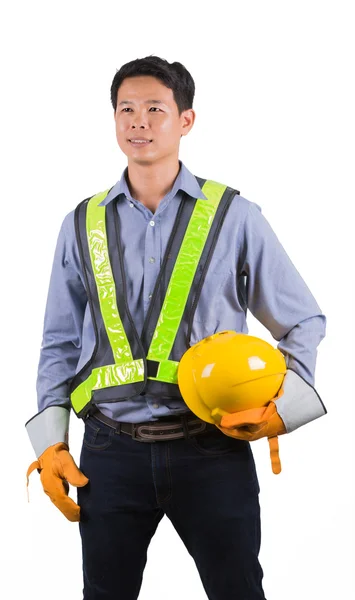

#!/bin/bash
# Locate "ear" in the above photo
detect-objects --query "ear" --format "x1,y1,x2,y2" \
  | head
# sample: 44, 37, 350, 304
181, 109, 196, 137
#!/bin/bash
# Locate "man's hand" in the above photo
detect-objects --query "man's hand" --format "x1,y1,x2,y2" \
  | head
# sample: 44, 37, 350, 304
214, 399, 286, 474
216, 401, 286, 442
27, 442, 89, 521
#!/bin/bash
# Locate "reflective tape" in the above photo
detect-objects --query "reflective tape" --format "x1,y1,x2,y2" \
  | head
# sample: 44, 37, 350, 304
147, 180, 227, 381
86, 190, 134, 365
71, 359, 145, 413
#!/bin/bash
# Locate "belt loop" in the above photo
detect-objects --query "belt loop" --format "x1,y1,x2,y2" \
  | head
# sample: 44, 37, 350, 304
131, 423, 137, 440
85, 405, 95, 420
180, 415, 190, 439
115, 422, 121, 435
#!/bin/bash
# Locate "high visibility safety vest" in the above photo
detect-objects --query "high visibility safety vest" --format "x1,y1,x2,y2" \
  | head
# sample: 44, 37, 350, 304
69, 177, 240, 418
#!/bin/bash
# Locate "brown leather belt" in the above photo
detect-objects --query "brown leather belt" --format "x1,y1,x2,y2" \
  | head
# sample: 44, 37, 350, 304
88, 407, 214, 442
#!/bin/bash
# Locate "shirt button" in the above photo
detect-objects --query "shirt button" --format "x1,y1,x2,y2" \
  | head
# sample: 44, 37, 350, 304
129, 202, 134, 208
148, 293, 153, 300
150, 220, 155, 227
152, 403, 159, 409
149, 257, 155, 263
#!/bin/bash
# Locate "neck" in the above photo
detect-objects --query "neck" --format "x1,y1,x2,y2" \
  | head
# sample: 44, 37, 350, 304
126, 156, 181, 212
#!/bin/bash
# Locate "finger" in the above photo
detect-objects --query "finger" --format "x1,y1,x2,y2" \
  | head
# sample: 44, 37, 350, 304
40, 470, 70, 499
58, 454, 89, 488
26, 460, 40, 483
221, 414, 268, 431
216, 424, 254, 441
220, 409, 266, 429
40, 472, 81, 521
268, 436, 281, 474
238, 423, 267, 433
47, 492, 81, 522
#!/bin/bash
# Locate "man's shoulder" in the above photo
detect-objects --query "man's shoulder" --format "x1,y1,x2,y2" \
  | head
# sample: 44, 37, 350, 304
194, 175, 240, 195
193, 175, 263, 226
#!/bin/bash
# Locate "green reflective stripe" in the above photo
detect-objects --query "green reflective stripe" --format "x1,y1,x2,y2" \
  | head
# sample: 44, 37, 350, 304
147, 180, 227, 381
155, 359, 180, 384
71, 359, 145, 413
87, 191, 135, 365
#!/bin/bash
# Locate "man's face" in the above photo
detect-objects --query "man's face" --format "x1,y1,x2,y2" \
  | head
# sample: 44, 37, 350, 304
114, 75, 195, 165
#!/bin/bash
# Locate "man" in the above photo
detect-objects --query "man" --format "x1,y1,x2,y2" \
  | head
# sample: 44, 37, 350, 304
26, 55, 326, 599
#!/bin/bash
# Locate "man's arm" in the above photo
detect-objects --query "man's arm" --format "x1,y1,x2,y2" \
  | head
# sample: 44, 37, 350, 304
26, 212, 87, 457
238, 200, 327, 432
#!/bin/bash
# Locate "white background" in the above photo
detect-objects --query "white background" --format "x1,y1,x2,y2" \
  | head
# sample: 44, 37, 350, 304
1, 0, 354, 598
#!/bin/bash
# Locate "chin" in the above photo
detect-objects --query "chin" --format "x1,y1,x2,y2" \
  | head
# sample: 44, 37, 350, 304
127, 148, 162, 165
129, 157, 157, 166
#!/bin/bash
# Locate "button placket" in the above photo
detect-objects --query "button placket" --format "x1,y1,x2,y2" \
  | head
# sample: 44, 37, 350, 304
144, 215, 157, 307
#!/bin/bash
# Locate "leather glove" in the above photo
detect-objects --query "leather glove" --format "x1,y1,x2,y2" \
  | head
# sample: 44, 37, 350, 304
214, 401, 286, 474
216, 401, 286, 441
26, 442, 89, 522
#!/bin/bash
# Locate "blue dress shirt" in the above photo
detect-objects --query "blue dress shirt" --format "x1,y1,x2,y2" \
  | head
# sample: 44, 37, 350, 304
36, 161, 326, 423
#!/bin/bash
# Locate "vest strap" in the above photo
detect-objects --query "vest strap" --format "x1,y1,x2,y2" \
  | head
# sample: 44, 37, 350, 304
86, 189, 136, 365
146, 180, 227, 376
71, 359, 145, 413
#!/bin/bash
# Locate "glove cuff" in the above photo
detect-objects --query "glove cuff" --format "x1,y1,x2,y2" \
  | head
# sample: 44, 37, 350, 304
274, 369, 327, 433
25, 406, 70, 458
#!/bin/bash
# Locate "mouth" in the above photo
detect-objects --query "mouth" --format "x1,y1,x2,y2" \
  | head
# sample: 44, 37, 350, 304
128, 138, 153, 147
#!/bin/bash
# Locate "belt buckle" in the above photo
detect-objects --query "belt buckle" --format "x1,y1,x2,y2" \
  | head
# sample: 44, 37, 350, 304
131, 417, 207, 442
131, 422, 156, 443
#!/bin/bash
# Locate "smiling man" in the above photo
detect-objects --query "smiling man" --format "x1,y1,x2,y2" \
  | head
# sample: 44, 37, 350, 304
26, 56, 326, 600
114, 73, 195, 212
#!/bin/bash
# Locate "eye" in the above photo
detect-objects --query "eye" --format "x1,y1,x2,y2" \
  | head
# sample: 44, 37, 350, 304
121, 107, 161, 113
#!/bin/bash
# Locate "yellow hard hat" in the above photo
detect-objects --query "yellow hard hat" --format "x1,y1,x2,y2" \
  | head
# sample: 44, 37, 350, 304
178, 330, 287, 424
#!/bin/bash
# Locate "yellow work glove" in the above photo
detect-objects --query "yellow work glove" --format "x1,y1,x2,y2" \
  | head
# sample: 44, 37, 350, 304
26, 442, 89, 522
215, 402, 286, 474
217, 401, 286, 441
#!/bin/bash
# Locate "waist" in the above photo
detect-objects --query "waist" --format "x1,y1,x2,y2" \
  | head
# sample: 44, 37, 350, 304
95, 395, 190, 423
87, 406, 215, 442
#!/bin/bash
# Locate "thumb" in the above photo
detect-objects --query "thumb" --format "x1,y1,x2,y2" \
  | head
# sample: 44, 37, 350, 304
58, 452, 89, 488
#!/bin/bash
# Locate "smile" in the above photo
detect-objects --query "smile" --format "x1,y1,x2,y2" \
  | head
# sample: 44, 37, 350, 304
128, 139, 152, 145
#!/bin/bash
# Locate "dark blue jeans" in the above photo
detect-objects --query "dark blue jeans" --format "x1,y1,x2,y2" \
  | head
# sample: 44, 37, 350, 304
78, 415, 266, 600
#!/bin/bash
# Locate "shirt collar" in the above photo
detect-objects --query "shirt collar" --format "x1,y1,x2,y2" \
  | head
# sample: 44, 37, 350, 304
98, 160, 208, 206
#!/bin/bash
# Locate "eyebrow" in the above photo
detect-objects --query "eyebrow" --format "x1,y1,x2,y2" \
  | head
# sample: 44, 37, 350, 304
118, 99, 165, 106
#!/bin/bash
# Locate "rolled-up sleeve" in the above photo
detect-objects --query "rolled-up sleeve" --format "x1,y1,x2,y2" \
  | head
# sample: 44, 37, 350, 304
36, 212, 87, 412
239, 200, 326, 386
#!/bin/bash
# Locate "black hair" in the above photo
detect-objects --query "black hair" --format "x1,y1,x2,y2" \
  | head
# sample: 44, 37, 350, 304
110, 55, 195, 116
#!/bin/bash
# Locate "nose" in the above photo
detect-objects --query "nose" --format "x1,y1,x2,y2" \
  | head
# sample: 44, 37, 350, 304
131, 111, 148, 129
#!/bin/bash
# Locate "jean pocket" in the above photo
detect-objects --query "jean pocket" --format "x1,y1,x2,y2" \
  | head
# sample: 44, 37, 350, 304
190, 427, 245, 456
83, 416, 115, 450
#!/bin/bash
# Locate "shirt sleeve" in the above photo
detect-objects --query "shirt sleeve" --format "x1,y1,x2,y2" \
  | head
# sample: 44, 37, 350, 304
239, 200, 326, 386
36, 211, 88, 412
